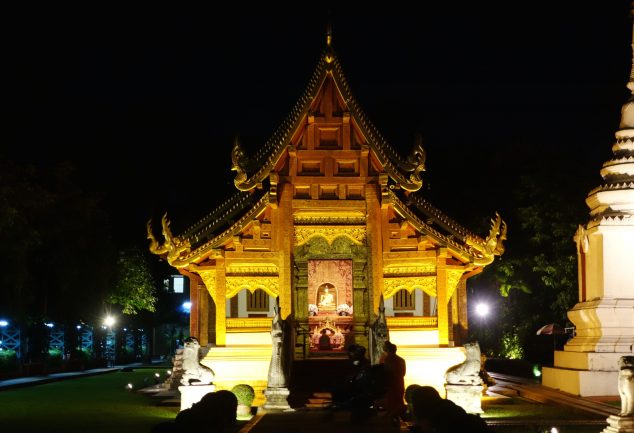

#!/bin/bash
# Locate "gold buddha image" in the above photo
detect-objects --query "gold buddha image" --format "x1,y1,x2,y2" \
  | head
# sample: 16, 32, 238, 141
317, 283, 336, 311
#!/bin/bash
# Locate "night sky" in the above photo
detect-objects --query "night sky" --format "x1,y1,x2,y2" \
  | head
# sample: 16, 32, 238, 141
3, 4, 633, 247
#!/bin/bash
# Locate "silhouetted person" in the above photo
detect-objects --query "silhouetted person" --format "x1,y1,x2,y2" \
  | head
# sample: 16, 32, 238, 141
319, 329, 332, 350
332, 344, 376, 423
379, 341, 406, 426
409, 385, 490, 433
173, 390, 238, 432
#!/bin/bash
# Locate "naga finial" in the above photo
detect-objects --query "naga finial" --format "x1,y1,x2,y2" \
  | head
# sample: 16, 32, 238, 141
467, 212, 507, 266
398, 134, 426, 191
146, 213, 191, 267
231, 136, 249, 190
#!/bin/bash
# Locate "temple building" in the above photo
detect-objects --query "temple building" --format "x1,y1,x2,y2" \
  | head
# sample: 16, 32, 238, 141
542, 13, 634, 397
148, 33, 506, 404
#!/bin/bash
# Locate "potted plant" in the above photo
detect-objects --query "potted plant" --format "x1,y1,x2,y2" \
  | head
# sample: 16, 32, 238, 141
231, 383, 255, 419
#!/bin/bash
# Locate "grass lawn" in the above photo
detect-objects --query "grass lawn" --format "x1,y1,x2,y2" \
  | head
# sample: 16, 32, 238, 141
0, 368, 179, 433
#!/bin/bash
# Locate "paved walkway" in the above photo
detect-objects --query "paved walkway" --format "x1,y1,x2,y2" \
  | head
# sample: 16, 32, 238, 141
0, 363, 144, 391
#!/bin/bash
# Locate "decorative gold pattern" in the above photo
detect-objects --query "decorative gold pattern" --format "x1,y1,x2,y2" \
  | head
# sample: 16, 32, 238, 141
383, 276, 436, 298
466, 212, 507, 266
383, 264, 436, 275
294, 226, 366, 246
225, 276, 280, 299
226, 263, 279, 275
146, 213, 191, 268
226, 318, 273, 330
293, 216, 367, 225
386, 316, 438, 328
196, 269, 217, 303
445, 269, 465, 300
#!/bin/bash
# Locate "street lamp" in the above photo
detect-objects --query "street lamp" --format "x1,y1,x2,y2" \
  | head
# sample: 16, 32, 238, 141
182, 302, 192, 314
475, 302, 490, 318
103, 316, 116, 367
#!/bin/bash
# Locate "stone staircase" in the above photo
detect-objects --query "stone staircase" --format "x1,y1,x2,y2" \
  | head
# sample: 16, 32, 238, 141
305, 391, 333, 409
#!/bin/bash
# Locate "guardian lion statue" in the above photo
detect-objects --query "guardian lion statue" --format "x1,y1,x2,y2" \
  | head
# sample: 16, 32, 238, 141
618, 356, 634, 416
445, 342, 484, 385
180, 337, 215, 386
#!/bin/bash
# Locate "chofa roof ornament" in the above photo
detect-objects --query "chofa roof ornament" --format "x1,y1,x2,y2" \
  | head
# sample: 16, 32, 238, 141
466, 212, 507, 266
147, 213, 191, 267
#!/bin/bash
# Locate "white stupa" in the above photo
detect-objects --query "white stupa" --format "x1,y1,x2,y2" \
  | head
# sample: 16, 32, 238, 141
542, 11, 634, 396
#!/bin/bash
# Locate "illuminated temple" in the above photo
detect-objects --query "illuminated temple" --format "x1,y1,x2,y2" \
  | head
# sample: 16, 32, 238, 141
148, 34, 505, 404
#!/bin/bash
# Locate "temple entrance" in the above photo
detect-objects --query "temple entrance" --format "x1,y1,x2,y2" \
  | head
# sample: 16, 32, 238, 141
307, 259, 353, 353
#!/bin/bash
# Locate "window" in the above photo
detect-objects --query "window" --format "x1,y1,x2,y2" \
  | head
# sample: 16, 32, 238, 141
172, 276, 184, 293
393, 289, 414, 310
247, 289, 269, 311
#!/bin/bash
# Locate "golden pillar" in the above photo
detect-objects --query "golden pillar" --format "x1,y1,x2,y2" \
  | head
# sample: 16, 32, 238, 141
276, 183, 293, 319
436, 248, 449, 346
366, 184, 384, 314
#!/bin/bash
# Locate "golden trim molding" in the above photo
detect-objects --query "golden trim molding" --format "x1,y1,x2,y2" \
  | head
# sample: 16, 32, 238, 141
226, 263, 279, 275
386, 316, 438, 328
383, 264, 436, 275
226, 317, 273, 330
294, 225, 366, 246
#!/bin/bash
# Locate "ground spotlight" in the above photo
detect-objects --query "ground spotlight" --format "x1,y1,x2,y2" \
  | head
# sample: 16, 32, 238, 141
0, 320, 8, 327
126, 383, 133, 391
167, 370, 172, 376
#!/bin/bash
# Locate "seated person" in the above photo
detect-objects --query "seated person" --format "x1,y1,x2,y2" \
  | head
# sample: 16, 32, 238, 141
318, 329, 332, 350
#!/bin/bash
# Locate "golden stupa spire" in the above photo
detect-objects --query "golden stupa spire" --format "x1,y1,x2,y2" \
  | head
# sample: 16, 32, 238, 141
627, 1, 634, 94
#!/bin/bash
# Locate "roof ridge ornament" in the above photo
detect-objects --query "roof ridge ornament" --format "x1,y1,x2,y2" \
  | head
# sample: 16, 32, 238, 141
147, 213, 191, 267
397, 134, 426, 191
232, 136, 250, 190
466, 212, 507, 266
325, 21, 334, 64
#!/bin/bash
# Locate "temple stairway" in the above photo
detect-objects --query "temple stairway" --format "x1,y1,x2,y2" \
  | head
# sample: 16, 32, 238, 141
287, 358, 353, 409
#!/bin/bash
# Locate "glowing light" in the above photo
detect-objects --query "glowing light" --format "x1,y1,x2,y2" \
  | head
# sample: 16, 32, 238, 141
475, 303, 490, 317
104, 316, 115, 327
167, 370, 172, 376
76, 325, 81, 330
44, 322, 54, 328
0, 320, 8, 327
550, 427, 559, 433
182, 302, 192, 313
533, 364, 542, 377
126, 383, 133, 390
154, 373, 160, 378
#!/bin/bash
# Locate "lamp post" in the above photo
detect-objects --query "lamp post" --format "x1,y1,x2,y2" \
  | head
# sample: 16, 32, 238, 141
103, 316, 116, 367
472, 302, 490, 348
